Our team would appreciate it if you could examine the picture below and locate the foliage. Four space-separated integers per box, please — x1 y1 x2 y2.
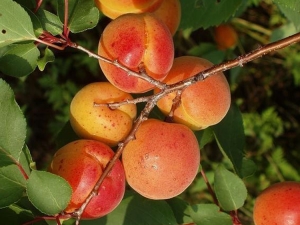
1 0 300 225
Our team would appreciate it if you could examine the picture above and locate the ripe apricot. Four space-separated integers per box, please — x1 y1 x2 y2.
154 56 231 130
94 0 163 19
214 24 238 50
153 0 181 35
49 140 125 218
70 82 137 146
98 13 174 93
122 119 200 200
253 181 300 225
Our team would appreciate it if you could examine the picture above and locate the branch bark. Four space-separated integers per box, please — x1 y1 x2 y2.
71 31 300 223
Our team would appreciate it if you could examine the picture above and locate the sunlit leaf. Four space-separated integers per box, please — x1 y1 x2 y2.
179 0 243 30
36 9 63 36
214 166 247 211
57 0 99 33
26 170 72 215
37 47 55 71
0 79 27 163
0 163 26 208
0 0 37 47
190 203 232 225
274 0 300 31
0 43 40 77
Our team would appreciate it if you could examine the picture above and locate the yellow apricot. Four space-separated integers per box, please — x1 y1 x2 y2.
70 82 137 146
95 0 163 19
153 0 181 35
122 119 200 199
155 56 231 130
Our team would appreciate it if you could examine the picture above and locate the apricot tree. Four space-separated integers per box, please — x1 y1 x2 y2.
1 0 300 225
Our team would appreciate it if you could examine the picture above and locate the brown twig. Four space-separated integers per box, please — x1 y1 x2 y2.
69 32 300 223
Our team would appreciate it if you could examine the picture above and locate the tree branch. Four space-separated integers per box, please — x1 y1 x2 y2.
71 31 300 223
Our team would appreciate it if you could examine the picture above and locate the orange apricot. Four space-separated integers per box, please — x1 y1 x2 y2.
98 13 174 93
70 82 137 146
154 56 231 130
214 24 238 50
122 119 200 200
94 0 163 19
153 0 181 35
49 140 125 218
253 181 300 225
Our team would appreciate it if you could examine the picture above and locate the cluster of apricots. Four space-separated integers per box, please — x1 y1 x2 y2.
48 0 232 220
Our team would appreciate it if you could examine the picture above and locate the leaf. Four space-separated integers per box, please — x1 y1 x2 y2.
36 9 63 36
0 163 27 208
189 203 232 225
214 166 247 211
0 79 27 163
0 43 40 77
179 0 243 30
37 47 55 71
194 127 214 149
26 170 72 215
212 104 245 177
273 0 300 31
81 191 177 225
0 0 37 47
57 0 100 33
167 198 194 224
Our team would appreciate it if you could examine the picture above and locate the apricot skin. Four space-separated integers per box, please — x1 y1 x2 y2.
155 56 231 130
122 119 200 200
153 0 181 35
70 82 137 147
98 13 174 93
253 181 300 225
49 140 125 219
214 24 238 50
94 0 163 19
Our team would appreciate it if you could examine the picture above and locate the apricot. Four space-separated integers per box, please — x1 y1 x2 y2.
70 82 137 146
98 13 174 93
49 140 125 218
214 24 238 50
154 56 231 130
153 0 181 35
122 119 200 200
253 181 300 225
94 0 163 19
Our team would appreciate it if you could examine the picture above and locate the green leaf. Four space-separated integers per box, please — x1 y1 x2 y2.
81 191 177 225
0 0 37 47
273 0 300 31
190 203 232 225
37 47 55 71
194 127 214 149
214 166 247 211
0 43 40 77
212 104 245 176
0 79 27 163
0 164 27 208
13 0 35 9
36 9 63 36
57 0 99 33
167 198 194 224
26 170 72 215
179 0 243 30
